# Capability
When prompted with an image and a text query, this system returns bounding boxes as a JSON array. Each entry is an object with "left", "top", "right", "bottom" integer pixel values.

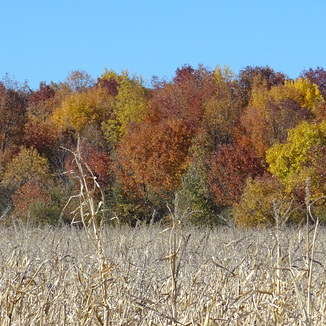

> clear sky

[{"left": 1, "top": 0, "right": 325, "bottom": 89}]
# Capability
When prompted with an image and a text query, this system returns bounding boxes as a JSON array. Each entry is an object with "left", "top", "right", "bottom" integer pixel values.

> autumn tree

[
  {"left": 232, "top": 174, "right": 291, "bottom": 227},
  {"left": 0, "top": 80, "right": 28, "bottom": 152},
  {"left": 96, "top": 75, "right": 119, "bottom": 96},
  {"left": 238, "top": 65, "right": 286, "bottom": 106},
  {"left": 0, "top": 145, "right": 73, "bottom": 224},
  {"left": 147, "top": 65, "right": 216, "bottom": 131},
  {"left": 200, "top": 65, "right": 243, "bottom": 148},
  {"left": 24, "top": 116, "right": 58, "bottom": 156},
  {"left": 52, "top": 83, "right": 114, "bottom": 140},
  {"left": 174, "top": 66, "right": 243, "bottom": 224},
  {"left": 208, "top": 143, "right": 265, "bottom": 207},
  {"left": 1, "top": 65, "right": 324, "bottom": 226},
  {"left": 101, "top": 70, "right": 149, "bottom": 143},
  {"left": 266, "top": 120, "right": 326, "bottom": 219},
  {"left": 283, "top": 77, "right": 323, "bottom": 114},
  {"left": 301, "top": 67, "right": 326, "bottom": 100},
  {"left": 1, "top": 147, "right": 51, "bottom": 191},
  {"left": 24, "top": 82, "right": 58, "bottom": 155},
  {"left": 28, "top": 82, "right": 56, "bottom": 107},
  {"left": 11, "top": 181, "right": 48, "bottom": 218},
  {"left": 0, "top": 77, "right": 30, "bottom": 205},
  {"left": 117, "top": 118, "right": 192, "bottom": 196},
  {"left": 299, "top": 69, "right": 326, "bottom": 122},
  {"left": 63, "top": 70, "right": 95, "bottom": 93},
  {"left": 266, "top": 120, "right": 326, "bottom": 181},
  {"left": 49, "top": 70, "right": 99, "bottom": 150},
  {"left": 300, "top": 145, "right": 326, "bottom": 220},
  {"left": 240, "top": 77, "right": 320, "bottom": 158},
  {"left": 64, "top": 140, "right": 113, "bottom": 190},
  {"left": 114, "top": 65, "right": 216, "bottom": 221}
]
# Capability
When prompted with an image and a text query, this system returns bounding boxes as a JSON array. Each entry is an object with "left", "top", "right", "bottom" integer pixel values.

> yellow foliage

[
  {"left": 242, "top": 79, "right": 318, "bottom": 158},
  {"left": 284, "top": 77, "right": 323, "bottom": 113},
  {"left": 101, "top": 70, "right": 148, "bottom": 142},
  {"left": 52, "top": 86, "right": 113, "bottom": 133},
  {"left": 213, "top": 65, "right": 235, "bottom": 83},
  {"left": 204, "top": 69, "right": 242, "bottom": 144},
  {"left": 233, "top": 175, "right": 290, "bottom": 227},
  {"left": 244, "top": 78, "right": 324, "bottom": 158},
  {"left": 101, "top": 68, "right": 121, "bottom": 83},
  {"left": 268, "top": 83, "right": 302, "bottom": 104},
  {"left": 249, "top": 78, "right": 320, "bottom": 118},
  {"left": 286, "top": 167, "right": 325, "bottom": 201},
  {"left": 249, "top": 84, "right": 270, "bottom": 110},
  {"left": 266, "top": 120, "right": 326, "bottom": 203},
  {"left": 266, "top": 120, "right": 325, "bottom": 181},
  {"left": 2, "top": 147, "right": 51, "bottom": 191}
]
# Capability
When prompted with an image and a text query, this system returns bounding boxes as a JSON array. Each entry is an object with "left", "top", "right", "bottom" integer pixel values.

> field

[{"left": 0, "top": 223, "right": 325, "bottom": 325}]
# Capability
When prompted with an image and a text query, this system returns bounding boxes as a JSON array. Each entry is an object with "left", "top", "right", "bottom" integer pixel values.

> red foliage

[
  {"left": 174, "top": 64, "right": 195, "bottom": 84},
  {"left": 148, "top": 65, "right": 216, "bottom": 132},
  {"left": 12, "top": 181, "right": 50, "bottom": 218},
  {"left": 96, "top": 77, "right": 119, "bottom": 97},
  {"left": 115, "top": 66, "right": 223, "bottom": 200},
  {"left": 0, "top": 84, "right": 28, "bottom": 151},
  {"left": 316, "top": 102, "right": 326, "bottom": 122},
  {"left": 208, "top": 143, "right": 266, "bottom": 206},
  {"left": 28, "top": 82, "right": 55, "bottom": 107},
  {"left": 24, "top": 117, "right": 58, "bottom": 154},
  {"left": 65, "top": 142, "right": 113, "bottom": 188}
]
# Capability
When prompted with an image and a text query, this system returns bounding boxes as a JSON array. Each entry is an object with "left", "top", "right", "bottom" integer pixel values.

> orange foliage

[
  {"left": 116, "top": 118, "right": 193, "bottom": 196},
  {"left": 24, "top": 116, "right": 58, "bottom": 154},
  {"left": 240, "top": 83, "right": 314, "bottom": 158}
]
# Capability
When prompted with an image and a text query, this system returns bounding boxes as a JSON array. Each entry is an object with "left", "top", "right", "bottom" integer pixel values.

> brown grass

[{"left": 0, "top": 222, "right": 325, "bottom": 325}]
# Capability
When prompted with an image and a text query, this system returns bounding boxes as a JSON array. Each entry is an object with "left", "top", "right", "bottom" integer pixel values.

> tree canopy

[{"left": 0, "top": 66, "right": 325, "bottom": 226}]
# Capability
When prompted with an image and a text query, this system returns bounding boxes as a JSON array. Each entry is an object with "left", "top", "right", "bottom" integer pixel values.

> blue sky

[{"left": 1, "top": 0, "right": 325, "bottom": 89}]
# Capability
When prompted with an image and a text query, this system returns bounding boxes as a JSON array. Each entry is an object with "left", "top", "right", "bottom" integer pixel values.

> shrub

[{"left": 11, "top": 182, "right": 68, "bottom": 225}]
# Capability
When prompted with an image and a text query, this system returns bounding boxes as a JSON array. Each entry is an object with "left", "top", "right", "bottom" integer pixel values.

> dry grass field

[{"left": 0, "top": 221, "right": 325, "bottom": 325}]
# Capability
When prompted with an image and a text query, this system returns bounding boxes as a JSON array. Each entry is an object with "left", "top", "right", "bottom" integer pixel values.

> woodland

[{"left": 0, "top": 65, "right": 325, "bottom": 227}]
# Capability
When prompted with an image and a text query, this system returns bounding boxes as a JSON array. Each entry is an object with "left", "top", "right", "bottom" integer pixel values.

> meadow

[{"left": 0, "top": 221, "right": 325, "bottom": 325}]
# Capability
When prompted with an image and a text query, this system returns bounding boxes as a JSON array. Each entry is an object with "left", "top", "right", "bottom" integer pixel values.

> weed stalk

[{"left": 61, "top": 137, "right": 110, "bottom": 326}]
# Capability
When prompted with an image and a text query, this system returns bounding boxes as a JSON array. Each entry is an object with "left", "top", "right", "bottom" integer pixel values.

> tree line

[{"left": 0, "top": 65, "right": 325, "bottom": 226}]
